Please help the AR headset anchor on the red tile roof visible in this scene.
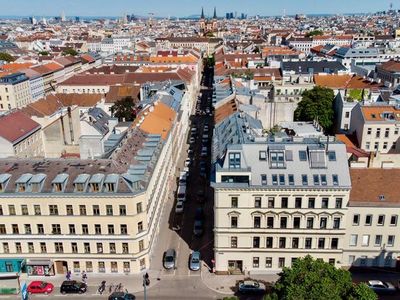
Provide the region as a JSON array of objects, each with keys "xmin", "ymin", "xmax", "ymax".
[{"xmin": 0, "ymin": 111, "xmax": 41, "ymax": 143}]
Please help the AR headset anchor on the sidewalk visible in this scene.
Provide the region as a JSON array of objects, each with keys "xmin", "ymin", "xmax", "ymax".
[
  {"xmin": 18, "ymin": 270, "xmax": 160, "ymax": 294},
  {"xmin": 200, "ymin": 264, "xmax": 279, "ymax": 295}
]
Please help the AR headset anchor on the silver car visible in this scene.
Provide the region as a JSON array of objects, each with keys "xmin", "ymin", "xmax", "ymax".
[
  {"xmin": 189, "ymin": 251, "xmax": 201, "ymax": 271},
  {"xmin": 163, "ymin": 249, "xmax": 176, "ymax": 269}
]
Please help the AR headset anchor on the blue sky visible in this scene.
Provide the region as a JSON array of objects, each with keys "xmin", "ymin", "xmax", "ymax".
[{"xmin": 0, "ymin": 0, "xmax": 395, "ymax": 17}]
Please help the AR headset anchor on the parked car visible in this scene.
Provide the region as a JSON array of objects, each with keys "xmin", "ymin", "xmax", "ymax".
[
  {"xmin": 189, "ymin": 137, "xmax": 195, "ymax": 144},
  {"xmin": 108, "ymin": 292, "xmax": 136, "ymax": 300},
  {"xmin": 178, "ymin": 171, "xmax": 187, "ymax": 185},
  {"xmin": 60, "ymin": 281, "xmax": 87, "ymax": 294},
  {"xmin": 238, "ymin": 280, "xmax": 266, "ymax": 294},
  {"xmin": 175, "ymin": 200, "xmax": 184, "ymax": 214},
  {"xmin": 27, "ymin": 281, "xmax": 54, "ymax": 294},
  {"xmin": 200, "ymin": 147, "xmax": 207, "ymax": 157},
  {"xmin": 163, "ymin": 249, "xmax": 176, "ymax": 269},
  {"xmin": 197, "ymin": 189, "xmax": 205, "ymax": 202},
  {"xmin": 184, "ymin": 158, "xmax": 191, "ymax": 167},
  {"xmin": 189, "ymin": 251, "xmax": 201, "ymax": 271},
  {"xmin": 367, "ymin": 280, "xmax": 396, "ymax": 295},
  {"xmin": 195, "ymin": 207, "xmax": 204, "ymax": 220},
  {"xmin": 193, "ymin": 220, "xmax": 204, "ymax": 236}
]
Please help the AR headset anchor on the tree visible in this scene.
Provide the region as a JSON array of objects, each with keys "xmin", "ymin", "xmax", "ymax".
[
  {"xmin": 294, "ymin": 86, "xmax": 335, "ymax": 132},
  {"xmin": 0, "ymin": 52, "xmax": 15, "ymax": 62},
  {"xmin": 110, "ymin": 96, "xmax": 137, "ymax": 122},
  {"xmin": 38, "ymin": 51, "xmax": 49, "ymax": 56},
  {"xmin": 62, "ymin": 48, "xmax": 78, "ymax": 56},
  {"xmin": 305, "ymin": 30, "xmax": 324, "ymax": 37},
  {"xmin": 265, "ymin": 256, "xmax": 377, "ymax": 300}
]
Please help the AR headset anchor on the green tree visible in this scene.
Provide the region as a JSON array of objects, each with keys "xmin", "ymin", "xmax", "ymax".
[
  {"xmin": 0, "ymin": 52, "xmax": 15, "ymax": 62},
  {"xmin": 38, "ymin": 51, "xmax": 49, "ymax": 56},
  {"xmin": 305, "ymin": 30, "xmax": 324, "ymax": 37},
  {"xmin": 265, "ymin": 256, "xmax": 377, "ymax": 300},
  {"xmin": 110, "ymin": 96, "xmax": 137, "ymax": 122},
  {"xmin": 62, "ymin": 48, "xmax": 78, "ymax": 56},
  {"xmin": 294, "ymin": 86, "xmax": 335, "ymax": 132}
]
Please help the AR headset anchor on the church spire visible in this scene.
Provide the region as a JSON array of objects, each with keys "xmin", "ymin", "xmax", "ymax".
[
  {"xmin": 201, "ymin": 7, "xmax": 205, "ymax": 19},
  {"xmin": 213, "ymin": 7, "xmax": 217, "ymax": 19}
]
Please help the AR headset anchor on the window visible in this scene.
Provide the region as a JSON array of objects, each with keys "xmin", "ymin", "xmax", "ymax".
[
  {"xmin": 55, "ymin": 242, "xmax": 64, "ymax": 253},
  {"xmin": 281, "ymin": 197, "xmax": 288, "ymax": 208},
  {"xmin": 66, "ymin": 205, "xmax": 73, "ymax": 215},
  {"xmin": 268, "ymin": 197, "xmax": 274, "ymax": 208},
  {"xmin": 280, "ymin": 217, "xmax": 287, "ymax": 229},
  {"xmin": 335, "ymin": 198, "xmax": 342, "ymax": 209},
  {"xmin": 260, "ymin": 174, "xmax": 267, "ymax": 185},
  {"xmin": 387, "ymin": 235, "xmax": 395, "ymax": 247},
  {"xmin": 266, "ymin": 237, "xmax": 273, "ymax": 248},
  {"xmin": 231, "ymin": 197, "xmax": 238, "ymax": 208},
  {"xmin": 137, "ymin": 222, "xmax": 143, "ymax": 233},
  {"xmin": 52, "ymin": 224, "xmax": 61, "ymax": 234},
  {"xmin": 108, "ymin": 224, "xmax": 114, "ymax": 235},
  {"xmin": 122, "ymin": 243, "xmax": 129, "ymax": 254},
  {"xmin": 8, "ymin": 205, "xmax": 15, "ymax": 215},
  {"xmin": 21, "ymin": 205, "xmax": 28, "ymax": 215},
  {"xmin": 86, "ymin": 261, "xmax": 93, "ymax": 273},
  {"xmin": 15, "ymin": 242, "xmax": 22, "ymax": 253},
  {"xmin": 313, "ymin": 174, "xmax": 320, "ymax": 185},
  {"xmin": 34, "ymin": 205, "xmax": 41, "ymax": 215},
  {"xmin": 390, "ymin": 215, "xmax": 398, "ymax": 226},
  {"xmin": 120, "ymin": 224, "xmax": 128, "ymax": 235},
  {"xmin": 95, "ymin": 224, "xmax": 101, "ymax": 234},
  {"xmin": 377, "ymin": 215, "xmax": 385, "ymax": 226},
  {"xmin": 265, "ymin": 257, "xmax": 272, "ymax": 268},
  {"xmin": 305, "ymin": 238, "xmax": 312, "ymax": 249},
  {"xmin": 253, "ymin": 257, "xmax": 259, "ymax": 268},
  {"xmin": 302, "ymin": 174, "xmax": 308, "ymax": 185},
  {"xmin": 299, "ymin": 150, "xmax": 307, "ymax": 161},
  {"xmin": 278, "ymin": 257, "xmax": 285, "ymax": 268},
  {"xmin": 92, "ymin": 205, "xmax": 100, "ymax": 215},
  {"xmin": 228, "ymin": 152, "xmax": 241, "ymax": 169},
  {"xmin": 71, "ymin": 242, "xmax": 78, "ymax": 253},
  {"xmin": 320, "ymin": 217, "xmax": 327, "ymax": 229},
  {"xmin": 295, "ymin": 197, "xmax": 302, "ymax": 208},
  {"xmin": 0, "ymin": 225, "xmax": 6, "ymax": 234},
  {"xmin": 69, "ymin": 224, "xmax": 75, "ymax": 234},
  {"xmin": 109, "ymin": 243, "xmax": 116, "ymax": 253},
  {"xmin": 353, "ymin": 214, "xmax": 360, "ymax": 225},
  {"xmin": 362, "ymin": 235, "xmax": 370, "ymax": 246},
  {"xmin": 231, "ymin": 216, "xmax": 238, "ymax": 228},
  {"xmin": 333, "ymin": 218, "xmax": 340, "ymax": 229},
  {"xmin": 293, "ymin": 217, "xmax": 301, "ymax": 229},
  {"xmin": 320, "ymin": 175, "xmax": 327, "ymax": 185},
  {"xmin": 374, "ymin": 142, "xmax": 379, "ymax": 150},
  {"xmin": 306, "ymin": 217, "xmax": 314, "ymax": 229},
  {"xmin": 259, "ymin": 151, "xmax": 266, "ymax": 160},
  {"xmin": 288, "ymin": 174, "xmax": 294, "ymax": 185},
  {"xmin": 279, "ymin": 237, "xmax": 286, "ymax": 248},
  {"xmin": 376, "ymin": 128, "xmax": 381, "ymax": 138},
  {"xmin": 365, "ymin": 215, "xmax": 372, "ymax": 225},
  {"xmin": 231, "ymin": 237, "xmax": 237, "ymax": 248},
  {"xmin": 73, "ymin": 261, "xmax": 80, "ymax": 272},
  {"xmin": 318, "ymin": 238, "xmax": 325, "ymax": 249},
  {"xmin": 367, "ymin": 127, "xmax": 372, "ymax": 135},
  {"xmin": 3, "ymin": 243, "xmax": 9, "ymax": 253},
  {"xmin": 345, "ymin": 111, "xmax": 350, "ymax": 118},
  {"xmin": 292, "ymin": 237, "xmax": 299, "ymax": 249},
  {"xmin": 97, "ymin": 243, "xmax": 103, "ymax": 253},
  {"xmin": 120, "ymin": 205, "xmax": 128, "ymax": 215},
  {"xmin": 332, "ymin": 174, "xmax": 339, "ymax": 185},
  {"xmin": 79, "ymin": 205, "xmax": 87, "ymax": 215},
  {"xmin": 279, "ymin": 174, "xmax": 285, "ymax": 185},
  {"xmin": 24, "ymin": 224, "xmax": 31, "ymax": 234},
  {"xmin": 331, "ymin": 238, "xmax": 338, "ymax": 249},
  {"xmin": 49, "ymin": 205, "xmax": 58, "ymax": 215},
  {"xmin": 82, "ymin": 224, "xmax": 88, "ymax": 234},
  {"xmin": 253, "ymin": 237, "xmax": 260, "ymax": 248},
  {"xmin": 106, "ymin": 205, "xmax": 113, "ymax": 216},
  {"xmin": 321, "ymin": 198, "xmax": 329, "ymax": 208},
  {"xmin": 308, "ymin": 198, "xmax": 315, "ymax": 208},
  {"xmin": 253, "ymin": 216, "xmax": 261, "ymax": 228},
  {"xmin": 12, "ymin": 224, "xmax": 19, "ymax": 234},
  {"xmin": 272, "ymin": 174, "xmax": 278, "ymax": 185},
  {"xmin": 375, "ymin": 235, "xmax": 382, "ymax": 246},
  {"xmin": 327, "ymin": 151, "xmax": 336, "ymax": 161},
  {"xmin": 254, "ymin": 197, "xmax": 261, "ymax": 208},
  {"xmin": 270, "ymin": 151, "xmax": 285, "ymax": 168},
  {"xmin": 267, "ymin": 217, "xmax": 274, "ymax": 228}
]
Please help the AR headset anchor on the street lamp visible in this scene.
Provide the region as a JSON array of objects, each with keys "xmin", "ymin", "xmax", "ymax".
[{"xmin": 143, "ymin": 272, "xmax": 150, "ymax": 300}]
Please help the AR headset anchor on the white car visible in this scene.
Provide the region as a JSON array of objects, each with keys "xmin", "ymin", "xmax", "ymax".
[
  {"xmin": 184, "ymin": 158, "xmax": 191, "ymax": 167},
  {"xmin": 175, "ymin": 201, "xmax": 184, "ymax": 214}
]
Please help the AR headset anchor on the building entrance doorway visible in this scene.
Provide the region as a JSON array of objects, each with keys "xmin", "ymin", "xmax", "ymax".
[{"xmin": 228, "ymin": 260, "xmax": 243, "ymax": 274}]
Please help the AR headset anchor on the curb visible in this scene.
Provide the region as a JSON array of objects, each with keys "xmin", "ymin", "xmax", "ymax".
[{"xmin": 200, "ymin": 267, "xmax": 235, "ymax": 295}]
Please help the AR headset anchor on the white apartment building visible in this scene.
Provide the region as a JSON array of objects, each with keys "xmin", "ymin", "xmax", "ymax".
[
  {"xmin": 0, "ymin": 73, "xmax": 33, "ymax": 111},
  {"xmin": 212, "ymin": 136, "xmax": 351, "ymax": 274},
  {"xmin": 349, "ymin": 103, "xmax": 400, "ymax": 154}
]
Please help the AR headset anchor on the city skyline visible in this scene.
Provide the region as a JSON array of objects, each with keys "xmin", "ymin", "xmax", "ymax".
[{"xmin": 0, "ymin": 0, "xmax": 397, "ymax": 18}]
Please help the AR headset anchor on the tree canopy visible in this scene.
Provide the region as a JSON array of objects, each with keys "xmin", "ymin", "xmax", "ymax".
[
  {"xmin": 0, "ymin": 52, "xmax": 15, "ymax": 62},
  {"xmin": 305, "ymin": 30, "xmax": 324, "ymax": 37},
  {"xmin": 62, "ymin": 48, "xmax": 78, "ymax": 56},
  {"xmin": 265, "ymin": 256, "xmax": 377, "ymax": 300},
  {"xmin": 294, "ymin": 86, "xmax": 335, "ymax": 132},
  {"xmin": 110, "ymin": 96, "xmax": 137, "ymax": 122},
  {"xmin": 38, "ymin": 51, "xmax": 49, "ymax": 56}
]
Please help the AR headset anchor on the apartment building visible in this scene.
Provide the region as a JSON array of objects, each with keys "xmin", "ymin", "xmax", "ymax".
[
  {"xmin": 0, "ymin": 73, "xmax": 32, "ymax": 111},
  {"xmin": 350, "ymin": 103, "xmax": 400, "ymax": 154},
  {"xmin": 212, "ymin": 136, "xmax": 351, "ymax": 274},
  {"xmin": 345, "ymin": 168, "xmax": 400, "ymax": 268}
]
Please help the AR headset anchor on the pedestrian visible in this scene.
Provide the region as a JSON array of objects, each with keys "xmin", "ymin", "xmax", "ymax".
[
  {"xmin": 81, "ymin": 270, "xmax": 87, "ymax": 283},
  {"xmin": 66, "ymin": 270, "xmax": 71, "ymax": 281}
]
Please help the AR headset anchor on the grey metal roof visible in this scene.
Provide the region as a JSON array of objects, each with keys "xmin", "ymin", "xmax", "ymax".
[
  {"xmin": 51, "ymin": 173, "xmax": 69, "ymax": 184},
  {"xmin": 104, "ymin": 174, "xmax": 119, "ymax": 183},
  {"xmin": 281, "ymin": 61, "xmax": 346, "ymax": 74},
  {"xmin": 30, "ymin": 173, "xmax": 46, "ymax": 184},
  {"xmin": 89, "ymin": 173, "xmax": 105, "ymax": 184},
  {"xmin": 73, "ymin": 174, "xmax": 90, "ymax": 184},
  {"xmin": 15, "ymin": 173, "xmax": 32, "ymax": 184},
  {"xmin": 0, "ymin": 174, "xmax": 11, "ymax": 184}
]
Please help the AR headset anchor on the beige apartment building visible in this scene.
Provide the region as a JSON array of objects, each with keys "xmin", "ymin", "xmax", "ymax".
[{"xmin": 0, "ymin": 73, "xmax": 33, "ymax": 111}]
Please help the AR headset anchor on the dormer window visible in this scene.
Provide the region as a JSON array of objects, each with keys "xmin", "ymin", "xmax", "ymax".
[
  {"xmin": 228, "ymin": 152, "xmax": 241, "ymax": 169},
  {"xmin": 15, "ymin": 173, "xmax": 32, "ymax": 193},
  {"xmin": 270, "ymin": 151, "xmax": 285, "ymax": 168},
  {"xmin": 73, "ymin": 174, "xmax": 90, "ymax": 193},
  {"xmin": 30, "ymin": 174, "xmax": 46, "ymax": 193},
  {"xmin": 88, "ymin": 174, "xmax": 105, "ymax": 193},
  {"xmin": 52, "ymin": 174, "xmax": 69, "ymax": 193},
  {"xmin": 309, "ymin": 150, "xmax": 326, "ymax": 169},
  {"xmin": 0, "ymin": 174, "xmax": 11, "ymax": 193}
]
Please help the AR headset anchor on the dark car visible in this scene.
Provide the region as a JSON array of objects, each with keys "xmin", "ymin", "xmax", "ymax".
[
  {"xmin": 193, "ymin": 220, "xmax": 204, "ymax": 236},
  {"xmin": 238, "ymin": 280, "xmax": 266, "ymax": 294},
  {"xmin": 195, "ymin": 207, "xmax": 204, "ymax": 220},
  {"xmin": 108, "ymin": 292, "xmax": 136, "ymax": 300},
  {"xmin": 60, "ymin": 280, "xmax": 87, "ymax": 294},
  {"xmin": 367, "ymin": 280, "xmax": 396, "ymax": 295}
]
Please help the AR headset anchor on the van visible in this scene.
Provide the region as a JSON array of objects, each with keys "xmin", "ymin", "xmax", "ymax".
[{"xmin": 177, "ymin": 185, "xmax": 186, "ymax": 202}]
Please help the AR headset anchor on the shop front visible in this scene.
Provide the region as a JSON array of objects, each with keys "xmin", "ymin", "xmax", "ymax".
[
  {"xmin": 0, "ymin": 259, "xmax": 24, "ymax": 273},
  {"xmin": 25, "ymin": 260, "xmax": 54, "ymax": 276}
]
